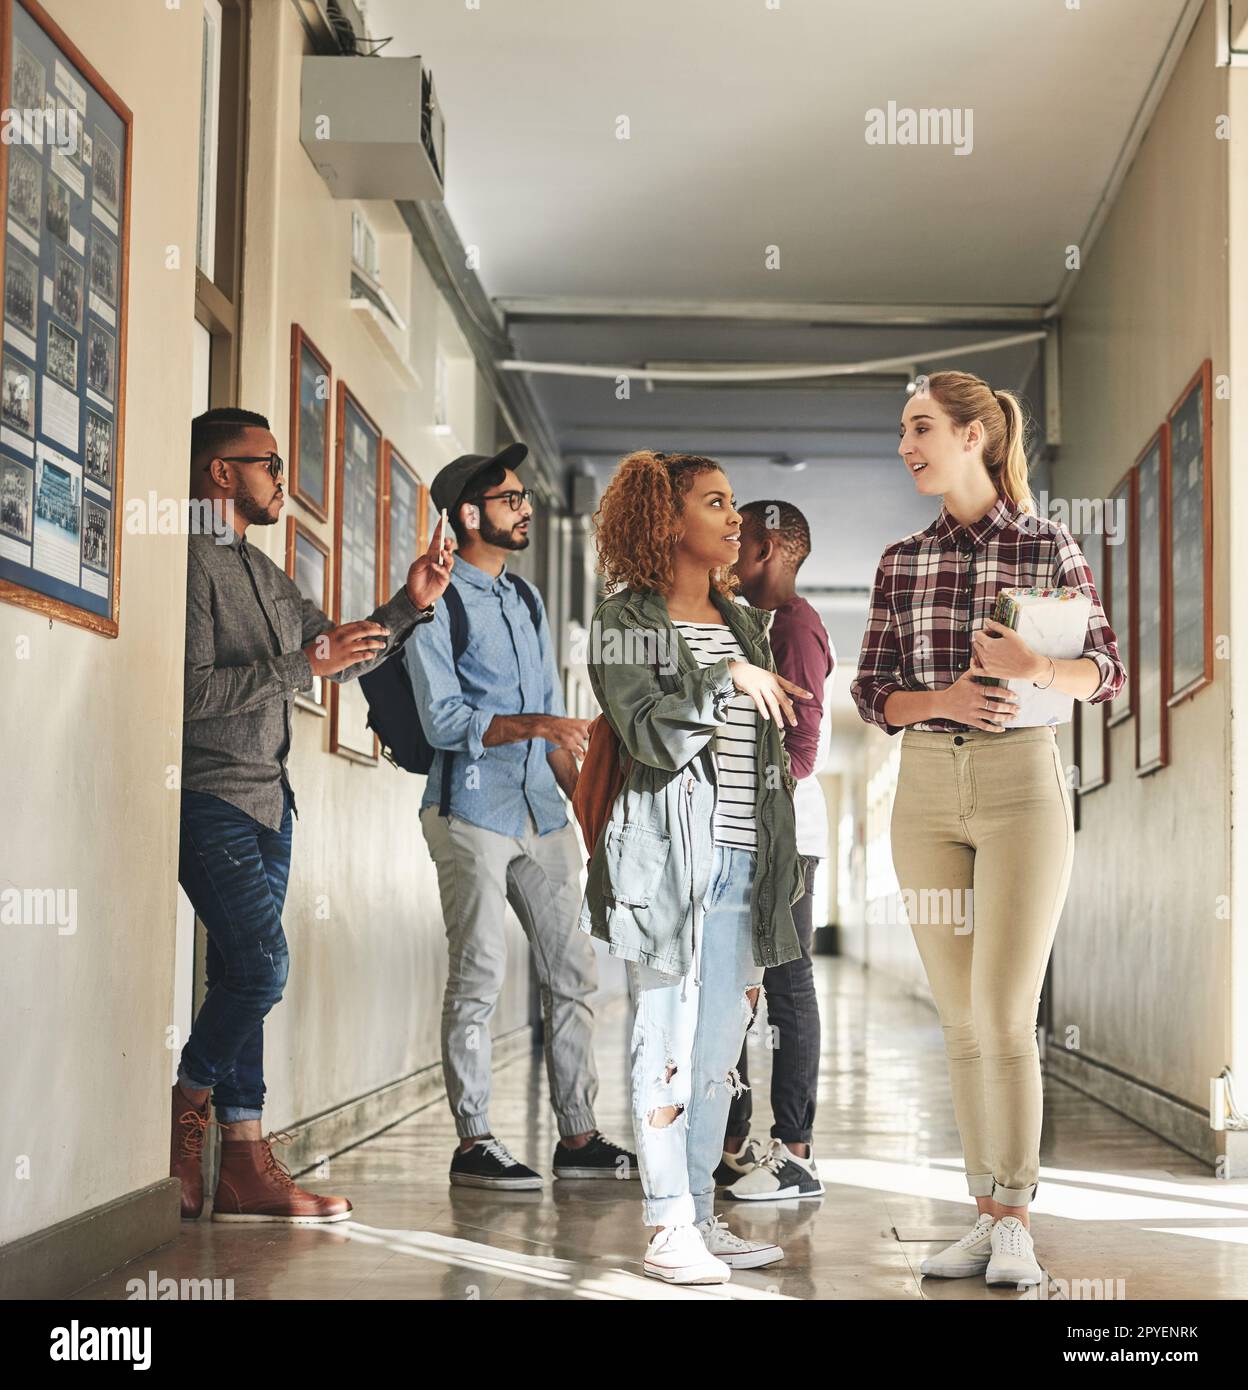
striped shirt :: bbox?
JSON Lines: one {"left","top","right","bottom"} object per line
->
{"left": 673, "top": 621, "right": 759, "bottom": 849}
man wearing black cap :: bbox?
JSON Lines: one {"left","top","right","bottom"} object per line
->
{"left": 407, "top": 444, "right": 638, "bottom": 1189}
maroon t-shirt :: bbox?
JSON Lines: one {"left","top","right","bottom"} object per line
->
{"left": 769, "top": 594, "right": 833, "bottom": 779}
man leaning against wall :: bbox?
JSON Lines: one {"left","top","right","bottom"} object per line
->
{"left": 170, "top": 407, "right": 454, "bottom": 1224}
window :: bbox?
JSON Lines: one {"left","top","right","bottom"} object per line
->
{"left": 193, "top": 0, "right": 248, "bottom": 406}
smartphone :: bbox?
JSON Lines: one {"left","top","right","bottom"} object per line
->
{"left": 437, "top": 508, "right": 448, "bottom": 552}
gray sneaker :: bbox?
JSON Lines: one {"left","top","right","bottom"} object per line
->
{"left": 920, "top": 1212, "right": 996, "bottom": 1278}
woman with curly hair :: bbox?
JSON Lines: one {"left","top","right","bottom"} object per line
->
{"left": 579, "top": 449, "right": 812, "bottom": 1284}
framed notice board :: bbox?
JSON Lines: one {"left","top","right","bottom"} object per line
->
{"left": 420, "top": 484, "right": 438, "bottom": 553}
{"left": 330, "top": 381, "right": 381, "bottom": 763}
{"left": 1134, "top": 426, "right": 1169, "bottom": 775}
{"left": 1075, "top": 528, "right": 1107, "bottom": 797}
{"left": 288, "top": 323, "right": 329, "bottom": 522}
{"left": 382, "top": 440, "right": 420, "bottom": 602}
{"left": 1104, "top": 466, "right": 1134, "bottom": 729}
{"left": 285, "top": 515, "right": 329, "bottom": 716}
{"left": 1166, "top": 359, "right": 1212, "bottom": 705}
{"left": 0, "top": 0, "right": 131, "bottom": 635}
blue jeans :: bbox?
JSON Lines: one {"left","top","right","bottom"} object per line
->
{"left": 176, "top": 788, "right": 293, "bottom": 1122}
{"left": 626, "top": 844, "right": 764, "bottom": 1227}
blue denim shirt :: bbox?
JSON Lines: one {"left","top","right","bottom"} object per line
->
{"left": 405, "top": 556, "right": 568, "bottom": 836}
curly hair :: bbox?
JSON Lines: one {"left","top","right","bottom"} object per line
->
{"left": 592, "top": 450, "right": 740, "bottom": 597}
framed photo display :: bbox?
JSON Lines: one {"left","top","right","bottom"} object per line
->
{"left": 421, "top": 484, "right": 438, "bottom": 553}
{"left": 285, "top": 516, "right": 329, "bottom": 715}
{"left": 1166, "top": 359, "right": 1213, "bottom": 705}
{"left": 1074, "top": 528, "right": 1107, "bottom": 797}
{"left": 330, "top": 382, "right": 381, "bottom": 763}
{"left": 288, "top": 323, "right": 329, "bottom": 521}
{"left": 0, "top": 0, "right": 131, "bottom": 636}
{"left": 1134, "top": 426, "right": 1169, "bottom": 775}
{"left": 382, "top": 440, "right": 420, "bottom": 601}
{"left": 1104, "top": 466, "right": 1134, "bottom": 728}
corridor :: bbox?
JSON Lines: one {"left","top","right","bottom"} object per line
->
{"left": 72, "top": 957, "right": 1248, "bottom": 1302}
{"left": 2, "top": 0, "right": 1247, "bottom": 1357}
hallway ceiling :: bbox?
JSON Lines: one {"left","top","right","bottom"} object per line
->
{"left": 364, "top": 0, "right": 1193, "bottom": 695}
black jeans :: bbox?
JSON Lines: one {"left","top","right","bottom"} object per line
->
{"left": 725, "top": 855, "right": 821, "bottom": 1147}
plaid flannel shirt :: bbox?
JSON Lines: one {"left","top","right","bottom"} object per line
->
{"left": 851, "top": 495, "right": 1125, "bottom": 735}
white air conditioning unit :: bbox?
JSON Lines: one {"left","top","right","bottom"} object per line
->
{"left": 300, "top": 55, "right": 445, "bottom": 199}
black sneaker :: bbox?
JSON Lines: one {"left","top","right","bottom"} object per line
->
{"left": 449, "top": 1138, "right": 543, "bottom": 1190}
{"left": 552, "top": 1131, "right": 639, "bottom": 1180}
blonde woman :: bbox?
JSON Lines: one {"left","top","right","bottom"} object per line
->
{"left": 851, "top": 372, "right": 1125, "bottom": 1286}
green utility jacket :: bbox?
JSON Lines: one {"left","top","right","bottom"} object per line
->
{"left": 578, "top": 585, "right": 804, "bottom": 976}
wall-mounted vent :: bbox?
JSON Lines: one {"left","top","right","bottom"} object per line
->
{"left": 300, "top": 56, "right": 445, "bottom": 200}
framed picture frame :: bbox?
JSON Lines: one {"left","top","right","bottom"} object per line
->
{"left": 1074, "top": 532, "right": 1107, "bottom": 797}
{"left": 1165, "top": 359, "right": 1213, "bottom": 706}
{"left": 285, "top": 516, "right": 329, "bottom": 716}
{"left": 1104, "top": 465, "right": 1134, "bottom": 729}
{"left": 381, "top": 441, "right": 421, "bottom": 604}
{"left": 329, "top": 381, "right": 381, "bottom": 763}
{"left": 0, "top": 0, "right": 132, "bottom": 637}
{"left": 288, "top": 323, "right": 330, "bottom": 521}
{"left": 1134, "top": 425, "right": 1169, "bottom": 776}
{"left": 420, "top": 484, "right": 441, "bottom": 554}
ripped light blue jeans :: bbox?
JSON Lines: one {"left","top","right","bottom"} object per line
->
{"left": 626, "top": 844, "right": 764, "bottom": 1227}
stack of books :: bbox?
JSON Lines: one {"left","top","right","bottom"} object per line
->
{"left": 979, "top": 586, "right": 1092, "bottom": 726}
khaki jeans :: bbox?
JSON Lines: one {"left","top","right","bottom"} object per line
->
{"left": 890, "top": 725, "right": 1074, "bottom": 1206}
{"left": 420, "top": 806, "right": 600, "bottom": 1141}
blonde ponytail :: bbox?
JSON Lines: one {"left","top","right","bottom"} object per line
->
{"left": 992, "top": 388, "right": 1034, "bottom": 514}
{"left": 924, "top": 371, "right": 1036, "bottom": 514}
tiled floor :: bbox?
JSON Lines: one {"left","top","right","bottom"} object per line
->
{"left": 76, "top": 958, "right": 1248, "bottom": 1301}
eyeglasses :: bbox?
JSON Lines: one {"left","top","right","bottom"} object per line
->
{"left": 211, "top": 453, "right": 285, "bottom": 480}
{"left": 476, "top": 487, "right": 533, "bottom": 512}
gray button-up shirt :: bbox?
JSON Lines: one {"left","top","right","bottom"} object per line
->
{"left": 182, "top": 529, "right": 430, "bottom": 829}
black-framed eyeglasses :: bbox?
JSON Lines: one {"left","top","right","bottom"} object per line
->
{"left": 211, "top": 453, "right": 285, "bottom": 480}
{"left": 475, "top": 487, "right": 533, "bottom": 512}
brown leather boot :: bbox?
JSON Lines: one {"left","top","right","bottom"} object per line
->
{"left": 169, "top": 1083, "right": 211, "bottom": 1220}
{"left": 211, "top": 1130, "right": 352, "bottom": 1224}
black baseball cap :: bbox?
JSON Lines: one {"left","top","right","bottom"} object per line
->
{"left": 430, "top": 443, "right": 528, "bottom": 518}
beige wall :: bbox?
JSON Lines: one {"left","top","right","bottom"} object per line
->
{"left": 0, "top": 0, "right": 563, "bottom": 1250}
{"left": 1050, "top": 1, "right": 1231, "bottom": 1111}
{"left": 1228, "top": 13, "right": 1248, "bottom": 1091}
{"left": 0, "top": 0, "right": 202, "bottom": 1244}
{"left": 234, "top": 0, "right": 535, "bottom": 1129}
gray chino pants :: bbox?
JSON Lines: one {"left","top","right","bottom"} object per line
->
{"left": 420, "top": 806, "right": 600, "bottom": 1141}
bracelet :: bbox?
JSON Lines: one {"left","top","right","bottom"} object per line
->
{"left": 1032, "top": 656, "right": 1056, "bottom": 690}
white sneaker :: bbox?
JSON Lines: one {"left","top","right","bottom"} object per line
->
{"left": 919, "top": 1212, "right": 996, "bottom": 1278}
{"left": 722, "top": 1138, "right": 824, "bottom": 1201}
{"left": 986, "top": 1215, "right": 1043, "bottom": 1287}
{"left": 643, "top": 1224, "right": 732, "bottom": 1284}
{"left": 696, "top": 1214, "right": 784, "bottom": 1269}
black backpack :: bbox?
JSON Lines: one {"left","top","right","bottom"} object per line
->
{"left": 359, "top": 574, "right": 541, "bottom": 814}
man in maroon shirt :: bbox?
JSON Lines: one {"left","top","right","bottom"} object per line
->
{"left": 716, "top": 500, "right": 834, "bottom": 1201}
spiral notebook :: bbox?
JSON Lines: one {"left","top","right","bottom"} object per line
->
{"left": 979, "top": 586, "right": 1092, "bottom": 727}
